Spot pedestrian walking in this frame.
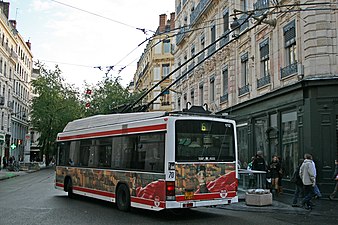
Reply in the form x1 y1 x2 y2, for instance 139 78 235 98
311 155 322 199
252 151 267 189
268 155 281 196
329 159 338 200
291 159 304 207
299 153 316 210
247 156 256 188
3 156 7 169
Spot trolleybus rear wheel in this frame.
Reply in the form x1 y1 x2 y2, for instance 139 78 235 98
116 184 131 211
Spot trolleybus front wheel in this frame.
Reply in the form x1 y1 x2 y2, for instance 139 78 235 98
116 184 131 211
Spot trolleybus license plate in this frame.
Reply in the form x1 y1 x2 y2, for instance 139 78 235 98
184 191 194 200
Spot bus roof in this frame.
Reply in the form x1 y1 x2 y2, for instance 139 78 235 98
62 111 167 133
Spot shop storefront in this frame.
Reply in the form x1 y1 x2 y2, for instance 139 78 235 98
219 78 338 193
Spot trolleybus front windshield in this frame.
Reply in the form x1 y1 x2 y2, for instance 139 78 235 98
175 120 235 162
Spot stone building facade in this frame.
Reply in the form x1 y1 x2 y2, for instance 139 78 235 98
133 13 176 112
173 0 337 192
0 2 33 165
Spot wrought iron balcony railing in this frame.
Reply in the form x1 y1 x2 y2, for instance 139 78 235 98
239 84 250 96
220 93 228 103
280 62 298 79
190 0 212 26
257 75 271 88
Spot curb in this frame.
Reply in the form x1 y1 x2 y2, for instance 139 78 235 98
217 201 309 215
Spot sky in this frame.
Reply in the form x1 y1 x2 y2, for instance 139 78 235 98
8 0 175 89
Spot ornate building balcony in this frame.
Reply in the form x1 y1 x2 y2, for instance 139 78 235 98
220 32 230 48
190 0 212 26
254 0 269 16
220 93 228 103
257 75 271 88
239 14 249 33
176 27 187 45
239 84 250 96
188 61 195 76
281 62 298 79
208 43 216 57
197 52 205 63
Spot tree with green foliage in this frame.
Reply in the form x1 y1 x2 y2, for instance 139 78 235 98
83 76 143 116
30 63 84 162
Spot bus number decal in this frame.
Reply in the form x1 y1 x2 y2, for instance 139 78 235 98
168 172 175 179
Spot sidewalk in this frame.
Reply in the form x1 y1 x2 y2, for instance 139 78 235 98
0 164 46 180
219 190 338 217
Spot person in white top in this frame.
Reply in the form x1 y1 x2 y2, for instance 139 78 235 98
311 155 322 198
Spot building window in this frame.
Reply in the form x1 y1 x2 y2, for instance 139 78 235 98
153 67 160 80
254 117 268 157
222 66 229 96
200 33 205 49
209 23 216 56
281 111 298 179
154 42 162 54
191 43 195 57
284 20 297 65
241 53 249 86
237 124 249 169
223 9 229 32
241 0 248 11
161 89 170 106
199 83 204 105
163 39 171 53
162 64 170 78
190 88 194 105
260 39 270 77
209 76 215 102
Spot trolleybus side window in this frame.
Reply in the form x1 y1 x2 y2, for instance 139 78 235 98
58 132 165 172
175 120 235 162
58 142 70 166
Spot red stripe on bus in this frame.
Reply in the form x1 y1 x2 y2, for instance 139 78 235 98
68 185 165 208
175 191 236 202
58 124 167 141
56 182 64 188
73 186 115 198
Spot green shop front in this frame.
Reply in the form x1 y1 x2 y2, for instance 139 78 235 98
219 78 338 193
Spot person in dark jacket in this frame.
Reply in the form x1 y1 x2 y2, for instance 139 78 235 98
252 151 266 171
252 151 267 188
329 159 338 200
268 155 281 195
292 159 304 206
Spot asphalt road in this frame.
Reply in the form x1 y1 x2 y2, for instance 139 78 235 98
0 168 337 225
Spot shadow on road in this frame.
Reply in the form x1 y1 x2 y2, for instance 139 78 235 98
54 194 224 221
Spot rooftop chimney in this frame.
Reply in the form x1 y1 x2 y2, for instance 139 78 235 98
0 2 10 19
26 40 31 50
170 12 176 31
159 14 167 33
9 20 16 29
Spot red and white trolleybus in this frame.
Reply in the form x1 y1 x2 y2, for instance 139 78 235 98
55 111 239 211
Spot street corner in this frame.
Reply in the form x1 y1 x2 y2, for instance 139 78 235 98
0 171 19 180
